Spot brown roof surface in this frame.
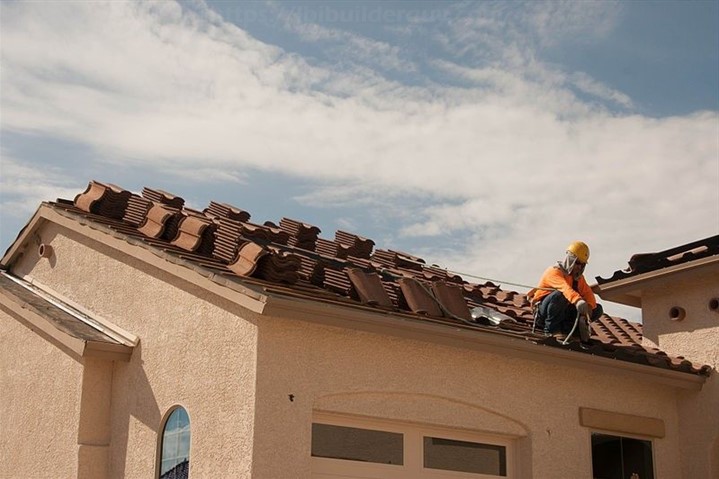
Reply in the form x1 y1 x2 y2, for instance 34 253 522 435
12 180 712 377
596 235 719 284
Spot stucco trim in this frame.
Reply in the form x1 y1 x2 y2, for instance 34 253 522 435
0 205 269 315
579 407 665 438
592 256 719 307
262 293 706 391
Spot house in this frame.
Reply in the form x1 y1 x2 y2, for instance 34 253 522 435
0 180 716 479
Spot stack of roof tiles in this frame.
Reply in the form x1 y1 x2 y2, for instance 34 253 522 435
279 218 320 250
48 180 712 377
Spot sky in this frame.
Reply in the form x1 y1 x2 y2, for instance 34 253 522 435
1 0 718 322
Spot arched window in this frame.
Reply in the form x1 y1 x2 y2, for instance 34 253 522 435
158 406 191 479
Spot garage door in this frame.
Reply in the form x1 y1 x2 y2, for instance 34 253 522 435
311 413 515 479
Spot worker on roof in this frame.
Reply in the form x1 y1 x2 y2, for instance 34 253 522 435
533 241 603 338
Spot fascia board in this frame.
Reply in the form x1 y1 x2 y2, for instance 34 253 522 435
1 206 46 269
593 257 719 307
4 205 269 316
84 341 133 361
262 293 706 391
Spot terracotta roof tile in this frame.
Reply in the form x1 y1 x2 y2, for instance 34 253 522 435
74 181 131 219
141 187 184 208
228 242 267 276
431 281 472 321
346 268 393 307
399 278 443 317
204 201 250 222
39 181 713 378
137 204 179 239
596 235 719 284
171 214 216 253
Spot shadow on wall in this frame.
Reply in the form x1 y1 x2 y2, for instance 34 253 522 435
110 342 162 478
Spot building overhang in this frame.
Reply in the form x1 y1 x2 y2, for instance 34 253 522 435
592 256 719 308
0 272 135 361
2 204 708 390
1 204 270 314
260 287 707 391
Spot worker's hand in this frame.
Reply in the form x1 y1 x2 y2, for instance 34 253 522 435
576 300 590 316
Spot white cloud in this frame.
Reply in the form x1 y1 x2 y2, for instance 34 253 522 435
269 3 417 73
1 1 716 322
0 155 83 218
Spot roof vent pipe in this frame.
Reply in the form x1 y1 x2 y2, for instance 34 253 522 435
669 306 686 321
38 244 53 259
709 298 719 313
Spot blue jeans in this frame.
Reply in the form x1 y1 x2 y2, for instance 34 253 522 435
537 290 603 335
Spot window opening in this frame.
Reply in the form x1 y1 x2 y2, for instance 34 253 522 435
591 433 653 479
159 407 191 479
424 436 507 476
311 423 404 465
311 414 515 478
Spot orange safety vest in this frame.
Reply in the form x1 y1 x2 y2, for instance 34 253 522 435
531 266 597 308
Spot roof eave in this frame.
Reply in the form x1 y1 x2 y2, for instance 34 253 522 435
1 204 270 315
1 204 48 270
261 291 707 391
593 256 719 308
0 285 134 362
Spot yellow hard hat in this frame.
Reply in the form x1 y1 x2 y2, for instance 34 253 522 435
567 241 590 263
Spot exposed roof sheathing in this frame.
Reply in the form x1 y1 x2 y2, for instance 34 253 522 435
3 181 711 377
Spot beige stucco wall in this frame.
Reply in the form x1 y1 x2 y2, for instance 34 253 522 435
2 217 711 478
6 221 260 478
0 306 84 478
251 316 685 479
640 266 719 367
638 267 719 479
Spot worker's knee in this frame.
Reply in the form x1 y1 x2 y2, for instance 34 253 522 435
591 303 604 321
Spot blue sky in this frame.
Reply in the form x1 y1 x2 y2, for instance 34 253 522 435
1 0 718 321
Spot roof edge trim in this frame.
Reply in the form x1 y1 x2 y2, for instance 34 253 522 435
0 280 133 362
262 292 706 391
4 272 138 347
3 205 269 315
594 256 719 306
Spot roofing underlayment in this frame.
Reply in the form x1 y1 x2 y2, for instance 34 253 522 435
2 181 712 377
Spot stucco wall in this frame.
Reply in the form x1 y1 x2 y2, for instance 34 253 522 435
640 267 719 367
3 218 709 478
0 307 84 479
8 222 260 478
638 267 719 479
251 316 685 479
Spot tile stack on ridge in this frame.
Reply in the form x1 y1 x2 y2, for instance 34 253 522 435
142 188 185 208
124 195 154 226
256 246 302 283
172 213 216 254
204 201 251 222
315 238 341 258
74 181 131 219
335 230 375 259
280 218 321 251
53 180 713 377
213 217 249 263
